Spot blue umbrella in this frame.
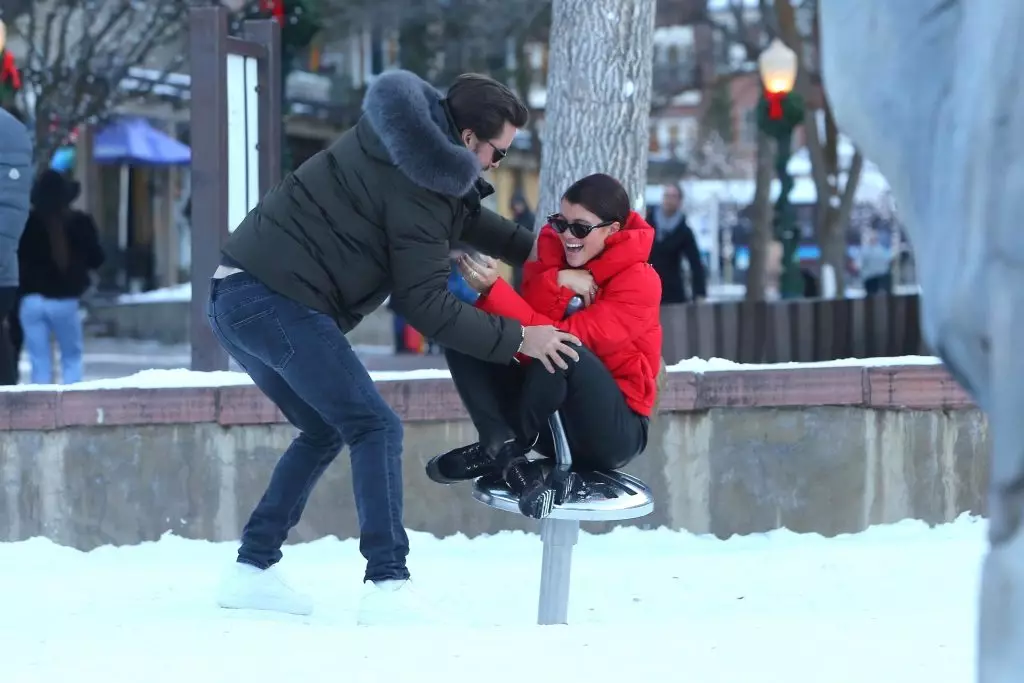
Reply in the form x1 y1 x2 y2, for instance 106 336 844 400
93 117 191 255
93 117 190 166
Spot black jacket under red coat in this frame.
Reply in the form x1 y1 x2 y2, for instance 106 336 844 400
18 210 104 299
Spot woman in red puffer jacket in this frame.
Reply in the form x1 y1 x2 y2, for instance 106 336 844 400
425 173 663 520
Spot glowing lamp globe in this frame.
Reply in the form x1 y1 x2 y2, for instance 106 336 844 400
758 39 798 95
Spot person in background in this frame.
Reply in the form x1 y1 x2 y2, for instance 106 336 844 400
17 170 104 384
859 229 893 295
509 194 536 291
646 183 707 304
0 108 32 384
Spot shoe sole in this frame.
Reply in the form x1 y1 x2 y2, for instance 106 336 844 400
217 596 313 616
425 455 464 485
519 484 555 519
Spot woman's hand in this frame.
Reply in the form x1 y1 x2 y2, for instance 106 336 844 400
459 253 500 294
557 269 598 306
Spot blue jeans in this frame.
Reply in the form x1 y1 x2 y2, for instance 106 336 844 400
207 272 409 582
19 294 84 384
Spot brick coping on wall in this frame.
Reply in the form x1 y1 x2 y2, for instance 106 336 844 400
0 359 974 431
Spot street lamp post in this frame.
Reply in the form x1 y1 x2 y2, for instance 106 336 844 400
756 39 805 299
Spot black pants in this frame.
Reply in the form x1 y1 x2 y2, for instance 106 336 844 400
445 345 648 471
0 287 18 385
864 273 892 295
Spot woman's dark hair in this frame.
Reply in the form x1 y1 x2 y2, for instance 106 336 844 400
561 173 631 225
445 73 529 141
31 170 77 272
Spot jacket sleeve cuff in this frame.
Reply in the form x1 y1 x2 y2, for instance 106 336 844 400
492 318 525 363
477 283 528 362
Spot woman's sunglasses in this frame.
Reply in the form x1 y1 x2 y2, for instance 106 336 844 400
547 214 615 239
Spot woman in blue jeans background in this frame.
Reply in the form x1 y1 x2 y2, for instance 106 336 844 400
17 170 104 384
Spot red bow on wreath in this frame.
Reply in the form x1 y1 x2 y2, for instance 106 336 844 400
764 89 786 121
259 0 285 26
0 51 21 91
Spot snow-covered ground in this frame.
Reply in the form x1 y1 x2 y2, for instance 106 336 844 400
0 515 984 682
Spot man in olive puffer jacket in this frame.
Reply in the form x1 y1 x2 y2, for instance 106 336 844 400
209 71 580 622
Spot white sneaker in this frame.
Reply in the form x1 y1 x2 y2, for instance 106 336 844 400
216 562 314 616
355 579 437 626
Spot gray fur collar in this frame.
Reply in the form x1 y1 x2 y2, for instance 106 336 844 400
362 70 481 197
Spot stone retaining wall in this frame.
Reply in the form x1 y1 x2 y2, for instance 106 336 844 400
0 362 987 550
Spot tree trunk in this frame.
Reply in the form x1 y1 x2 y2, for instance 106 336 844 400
536 0 656 219
746 129 775 301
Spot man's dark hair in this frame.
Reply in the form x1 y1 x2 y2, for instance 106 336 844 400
445 73 529 141
561 173 631 225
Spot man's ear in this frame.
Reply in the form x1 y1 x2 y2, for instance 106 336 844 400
609 222 622 234
461 129 474 147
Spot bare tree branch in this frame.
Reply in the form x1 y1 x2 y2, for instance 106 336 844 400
12 0 189 169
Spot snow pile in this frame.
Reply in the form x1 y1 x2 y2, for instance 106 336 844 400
666 354 942 373
0 356 945 393
117 283 191 304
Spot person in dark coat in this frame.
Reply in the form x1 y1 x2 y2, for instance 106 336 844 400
0 108 31 384
18 170 103 384
509 194 535 291
646 183 707 304
208 70 580 621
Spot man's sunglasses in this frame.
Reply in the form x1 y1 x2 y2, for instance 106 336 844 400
547 214 615 239
487 140 507 164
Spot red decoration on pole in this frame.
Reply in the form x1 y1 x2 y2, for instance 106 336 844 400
765 89 785 120
0 51 21 91
259 0 285 26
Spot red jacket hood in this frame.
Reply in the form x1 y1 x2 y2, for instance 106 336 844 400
537 210 655 285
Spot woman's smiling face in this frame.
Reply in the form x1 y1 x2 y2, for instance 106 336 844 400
557 199 619 267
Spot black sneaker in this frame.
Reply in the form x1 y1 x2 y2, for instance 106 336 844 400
504 458 555 519
425 443 501 484
547 466 581 506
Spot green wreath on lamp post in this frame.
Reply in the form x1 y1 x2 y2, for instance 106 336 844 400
249 0 322 63
756 39 805 300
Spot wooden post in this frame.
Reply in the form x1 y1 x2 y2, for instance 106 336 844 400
188 7 281 372
189 6 230 371
244 19 282 195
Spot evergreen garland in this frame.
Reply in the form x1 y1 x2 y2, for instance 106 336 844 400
244 0 323 62
756 90 805 139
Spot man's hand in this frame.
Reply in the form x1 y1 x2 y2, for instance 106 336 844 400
459 253 500 294
520 325 581 373
557 269 598 306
